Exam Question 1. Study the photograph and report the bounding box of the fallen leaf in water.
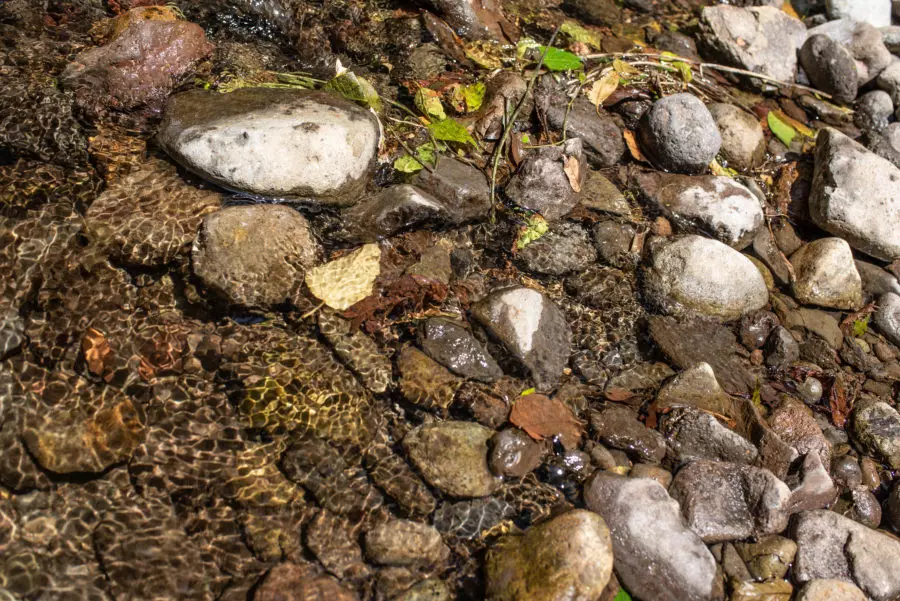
[306,243,381,311]
[82,328,112,377]
[510,393,583,448]
[563,155,582,192]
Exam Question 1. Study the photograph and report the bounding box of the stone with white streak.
[789,238,863,310]
[634,172,764,249]
[643,235,769,321]
[809,129,900,261]
[158,87,379,204]
[471,286,572,391]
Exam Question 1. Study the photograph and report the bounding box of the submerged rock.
[585,473,723,601]
[518,222,596,275]
[412,156,492,224]
[472,287,572,391]
[340,185,448,242]
[419,318,502,383]
[191,205,320,308]
[485,510,613,601]
[642,235,769,321]
[809,129,900,261]
[158,88,379,203]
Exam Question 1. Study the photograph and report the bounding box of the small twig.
[301,300,325,320]
[387,123,435,173]
[489,24,562,222]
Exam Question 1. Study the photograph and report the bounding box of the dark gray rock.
[659,406,758,465]
[589,404,666,464]
[699,6,807,85]
[472,286,572,391]
[855,90,894,133]
[830,455,863,489]
[638,94,722,174]
[341,185,448,242]
[793,509,900,601]
[412,156,492,224]
[584,473,723,601]
[886,480,900,533]
[505,138,586,221]
[809,128,900,261]
[837,487,882,528]
[649,30,701,62]
[488,428,547,478]
[669,460,792,543]
[415,0,511,41]
[739,310,780,349]
[592,221,636,269]
[518,222,596,275]
[419,318,502,383]
[564,0,620,27]
[534,75,625,168]
[158,88,378,203]
[765,326,800,368]
[799,34,859,104]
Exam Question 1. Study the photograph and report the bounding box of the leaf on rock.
[563,155,582,192]
[560,21,603,50]
[428,118,477,147]
[828,373,851,428]
[515,214,549,250]
[622,129,648,163]
[613,590,633,601]
[393,143,437,173]
[767,110,797,148]
[538,46,583,72]
[324,71,382,111]
[709,158,738,178]
[415,87,447,120]
[510,393,583,448]
[587,71,619,110]
[305,243,382,311]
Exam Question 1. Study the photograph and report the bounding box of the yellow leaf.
[782,0,800,19]
[623,129,648,163]
[587,70,619,109]
[613,58,640,75]
[305,244,381,311]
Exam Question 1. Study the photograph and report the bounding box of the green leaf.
[767,110,797,148]
[414,88,446,120]
[537,46,583,71]
[853,315,869,337]
[324,71,382,111]
[393,143,437,173]
[462,82,485,112]
[428,118,476,146]
[560,20,603,49]
[613,590,632,601]
[672,61,693,83]
[520,387,536,397]
[515,214,549,249]
[521,133,531,145]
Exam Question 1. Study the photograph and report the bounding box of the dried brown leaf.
[563,155,582,192]
[623,129,648,163]
[510,393,583,448]
[587,71,619,111]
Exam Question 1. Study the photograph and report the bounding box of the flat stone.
[669,460,792,543]
[485,510,614,601]
[634,172,764,249]
[579,172,632,216]
[699,6,807,85]
[364,520,449,568]
[790,238,863,309]
[708,103,767,170]
[412,156,491,224]
[403,421,500,498]
[782,308,844,350]
[643,235,769,321]
[735,536,797,581]
[856,261,900,301]
[589,404,666,464]
[809,128,900,261]
[793,509,900,601]
[585,473,723,601]
[191,205,321,308]
[638,94,722,174]
[472,286,572,391]
[518,222,597,275]
[158,88,379,203]
[730,580,792,601]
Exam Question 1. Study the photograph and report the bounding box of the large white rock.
[158,88,379,204]
[643,235,769,321]
[827,0,892,28]
[585,473,723,601]
[809,129,900,261]
[790,238,863,310]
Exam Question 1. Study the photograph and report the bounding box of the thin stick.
[387,124,435,173]
[489,24,562,221]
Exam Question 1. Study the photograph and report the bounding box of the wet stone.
[730,580,793,601]
[488,428,548,478]
[412,156,492,224]
[851,401,900,468]
[518,222,597,275]
[830,455,863,489]
[419,318,502,383]
[659,406,758,466]
[735,536,798,581]
[485,510,614,601]
[432,497,515,539]
[765,326,800,368]
[398,345,463,413]
[505,138,586,221]
[365,520,449,568]
[740,310,780,350]
[318,309,392,394]
[592,221,637,269]
[254,562,359,601]
[835,487,882,528]
[340,184,449,243]
[403,421,500,498]
[589,404,666,464]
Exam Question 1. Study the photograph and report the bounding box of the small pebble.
[831,455,863,488]
[860,456,882,490]
[798,377,824,404]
